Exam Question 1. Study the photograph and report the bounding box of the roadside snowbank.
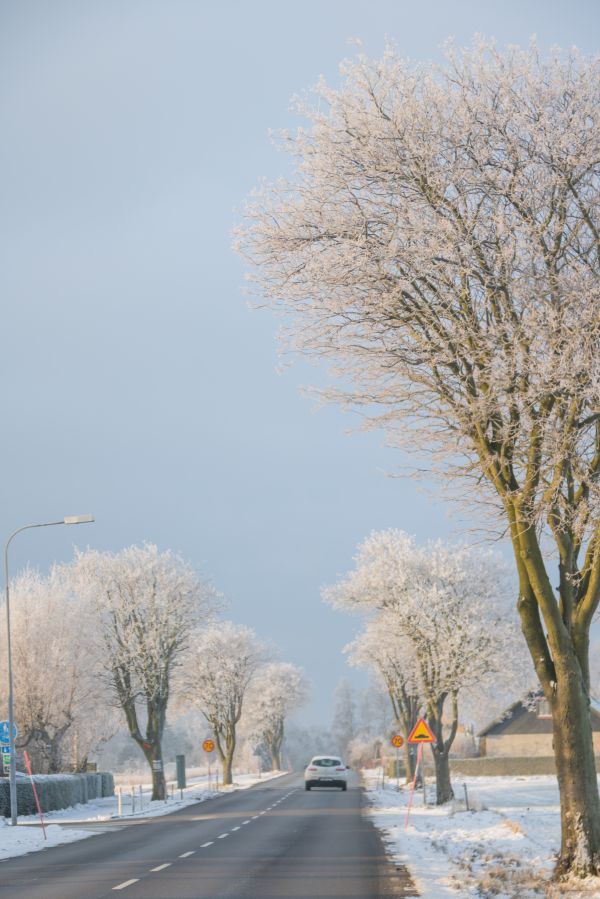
[364,771,600,898]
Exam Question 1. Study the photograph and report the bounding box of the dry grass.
[451,848,548,898]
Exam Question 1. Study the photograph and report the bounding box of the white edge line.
[113,880,139,891]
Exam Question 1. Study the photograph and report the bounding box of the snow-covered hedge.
[0,772,114,817]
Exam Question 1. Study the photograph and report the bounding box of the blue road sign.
[0,721,17,745]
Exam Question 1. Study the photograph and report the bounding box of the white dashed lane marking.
[111,790,297,892]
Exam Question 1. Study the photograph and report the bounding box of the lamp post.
[4,514,94,825]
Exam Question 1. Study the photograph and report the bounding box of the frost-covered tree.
[346,617,422,780]
[331,678,357,759]
[356,681,393,739]
[346,734,384,770]
[244,662,308,770]
[284,724,334,772]
[70,544,216,799]
[0,567,113,773]
[240,40,600,875]
[326,530,527,803]
[187,622,266,785]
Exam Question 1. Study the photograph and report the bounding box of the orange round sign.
[202,739,215,753]
[390,734,404,748]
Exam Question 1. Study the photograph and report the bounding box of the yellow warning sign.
[407,717,436,744]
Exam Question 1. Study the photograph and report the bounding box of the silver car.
[304,755,348,791]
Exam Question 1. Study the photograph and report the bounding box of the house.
[478,693,600,758]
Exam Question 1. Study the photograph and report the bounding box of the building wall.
[481,732,600,757]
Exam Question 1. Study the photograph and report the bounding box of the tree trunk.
[266,719,284,771]
[431,746,454,805]
[551,661,600,876]
[424,693,458,805]
[144,743,166,801]
[222,750,234,786]
[509,515,600,877]
[403,742,415,783]
[219,729,236,786]
[270,744,282,771]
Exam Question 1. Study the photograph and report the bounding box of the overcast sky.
[1,0,599,728]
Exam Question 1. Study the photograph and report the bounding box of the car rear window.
[313,758,341,767]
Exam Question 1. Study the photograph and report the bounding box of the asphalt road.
[0,773,417,898]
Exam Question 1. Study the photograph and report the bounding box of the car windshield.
[313,758,341,767]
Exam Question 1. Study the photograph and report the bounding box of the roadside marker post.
[23,751,46,840]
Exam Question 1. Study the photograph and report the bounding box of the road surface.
[0,773,417,898]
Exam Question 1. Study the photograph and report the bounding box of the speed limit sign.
[390,734,404,748]
[202,739,215,753]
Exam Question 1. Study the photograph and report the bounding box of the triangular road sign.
[407,717,436,744]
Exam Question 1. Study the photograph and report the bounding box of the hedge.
[0,772,114,817]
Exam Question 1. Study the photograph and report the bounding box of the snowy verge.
[363,770,600,899]
[0,770,288,862]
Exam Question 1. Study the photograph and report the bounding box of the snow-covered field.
[365,771,600,898]
[0,770,285,863]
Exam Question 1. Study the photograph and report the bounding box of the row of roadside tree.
[0,544,308,799]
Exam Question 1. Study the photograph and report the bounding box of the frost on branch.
[239,41,600,538]
[240,41,600,870]
[0,567,116,772]
[70,544,217,800]
[187,621,268,785]
[326,529,530,801]
[243,662,309,771]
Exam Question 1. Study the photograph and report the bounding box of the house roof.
[478,691,600,738]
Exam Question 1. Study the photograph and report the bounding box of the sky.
[1,0,599,729]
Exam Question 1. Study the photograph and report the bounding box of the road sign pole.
[404,743,423,830]
[23,751,46,839]
[5,537,17,827]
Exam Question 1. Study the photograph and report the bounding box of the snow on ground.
[0,770,285,862]
[364,771,600,899]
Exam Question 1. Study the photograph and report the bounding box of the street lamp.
[4,514,94,825]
